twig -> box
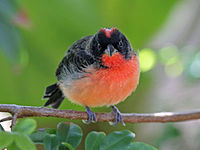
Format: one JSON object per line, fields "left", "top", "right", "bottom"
{"left": 10, "top": 113, "right": 18, "bottom": 129}
{"left": 0, "top": 104, "right": 200, "bottom": 124}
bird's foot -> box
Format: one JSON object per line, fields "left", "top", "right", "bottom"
{"left": 110, "top": 106, "right": 125, "bottom": 126}
{"left": 83, "top": 106, "right": 97, "bottom": 124}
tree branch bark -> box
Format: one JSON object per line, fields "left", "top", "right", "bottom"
{"left": 0, "top": 104, "right": 200, "bottom": 124}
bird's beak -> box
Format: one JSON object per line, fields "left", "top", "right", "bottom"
{"left": 105, "top": 44, "right": 117, "bottom": 56}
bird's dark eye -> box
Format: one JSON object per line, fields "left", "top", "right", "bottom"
{"left": 118, "top": 40, "right": 123, "bottom": 49}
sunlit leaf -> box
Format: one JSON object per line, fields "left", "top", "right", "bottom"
{"left": 0, "top": 131, "right": 14, "bottom": 149}
{"left": 14, "top": 133, "right": 36, "bottom": 150}
{"left": 13, "top": 119, "right": 37, "bottom": 135}
{"left": 7, "top": 142, "right": 20, "bottom": 150}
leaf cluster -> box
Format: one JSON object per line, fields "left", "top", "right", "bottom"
{"left": 0, "top": 119, "right": 157, "bottom": 150}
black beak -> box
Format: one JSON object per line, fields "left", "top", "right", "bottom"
{"left": 105, "top": 44, "right": 117, "bottom": 56}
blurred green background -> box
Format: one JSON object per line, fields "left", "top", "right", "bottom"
{"left": 1, "top": 0, "right": 200, "bottom": 149}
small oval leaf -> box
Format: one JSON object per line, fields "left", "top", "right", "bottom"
{"left": 56, "top": 122, "right": 82, "bottom": 149}
{"left": 13, "top": 119, "right": 37, "bottom": 135}
{"left": 44, "top": 134, "right": 59, "bottom": 150}
{"left": 14, "top": 133, "right": 36, "bottom": 150}
{"left": 0, "top": 131, "right": 14, "bottom": 149}
{"left": 126, "top": 142, "right": 158, "bottom": 150}
{"left": 29, "top": 131, "right": 46, "bottom": 144}
{"left": 85, "top": 131, "right": 106, "bottom": 150}
{"left": 29, "top": 128, "right": 57, "bottom": 144}
{"left": 100, "top": 130, "right": 135, "bottom": 150}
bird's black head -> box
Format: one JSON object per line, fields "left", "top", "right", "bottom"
{"left": 90, "top": 28, "right": 133, "bottom": 60}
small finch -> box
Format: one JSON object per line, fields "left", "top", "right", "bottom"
{"left": 43, "top": 28, "right": 140, "bottom": 125}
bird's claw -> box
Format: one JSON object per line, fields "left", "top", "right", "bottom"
{"left": 110, "top": 106, "right": 125, "bottom": 126}
{"left": 83, "top": 106, "right": 97, "bottom": 124}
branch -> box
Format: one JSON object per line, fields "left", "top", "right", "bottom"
{"left": 0, "top": 104, "right": 200, "bottom": 124}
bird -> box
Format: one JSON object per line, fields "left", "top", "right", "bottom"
{"left": 43, "top": 28, "right": 140, "bottom": 125}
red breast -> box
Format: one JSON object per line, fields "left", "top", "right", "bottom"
{"left": 61, "top": 53, "right": 140, "bottom": 107}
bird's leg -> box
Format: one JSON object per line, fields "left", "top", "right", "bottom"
{"left": 83, "top": 106, "right": 97, "bottom": 124}
{"left": 110, "top": 105, "right": 125, "bottom": 126}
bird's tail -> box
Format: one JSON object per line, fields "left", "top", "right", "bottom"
{"left": 43, "top": 83, "right": 64, "bottom": 109}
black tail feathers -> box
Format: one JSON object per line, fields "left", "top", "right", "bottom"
{"left": 43, "top": 83, "right": 64, "bottom": 109}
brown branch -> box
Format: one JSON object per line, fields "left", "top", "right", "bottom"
{"left": 0, "top": 104, "right": 200, "bottom": 124}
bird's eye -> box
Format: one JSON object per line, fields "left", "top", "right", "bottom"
{"left": 118, "top": 40, "right": 123, "bottom": 48}
{"left": 97, "top": 43, "right": 101, "bottom": 50}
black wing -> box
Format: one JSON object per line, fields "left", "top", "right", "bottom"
{"left": 56, "top": 36, "right": 95, "bottom": 81}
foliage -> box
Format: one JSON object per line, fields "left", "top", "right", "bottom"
{"left": 0, "top": 119, "right": 37, "bottom": 150}
{"left": 0, "top": 119, "right": 158, "bottom": 150}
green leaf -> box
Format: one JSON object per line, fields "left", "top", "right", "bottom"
{"left": 29, "top": 130, "right": 46, "bottom": 144}
{"left": 56, "top": 122, "right": 82, "bottom": 148}
{"left": 59, "top": 144, "right": 70, "bottom": 150}
{"left": 44, "top": 134, "right": 59, "bottom": 150}
{"left": 0, "top": 124, "right": 5, "bottom": 132}
{"left": 13, "top": 119, "right": 37, "bottom": 135}
{"left": 30, "top": 128, "right": 57, "bottom": 143}
{"left": 14, "top": 133, "right": 36, "bottom": 150}
{"left": 85, "top": 131, "right": 106, "bottom": 150}
{"left": 126, "top": 142, "right": 158, "bottom": 150}
{"left": 7, "top": 142, "right": 20, "bottom": 150}
{"left": 0, "top": 131, "right": 14, "bottom": 149}
{"left": 100, "top": 130, "right": 135, "bottom": 150}
{"left": 45, "top": 128, "right": 57, "bottom": 134}
{"left": 59, "top": 142, "right": 75, "bottom": 150}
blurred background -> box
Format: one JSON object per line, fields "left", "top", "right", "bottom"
{"left": 0, "top": 0, "right": 200, "bottom": 149}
